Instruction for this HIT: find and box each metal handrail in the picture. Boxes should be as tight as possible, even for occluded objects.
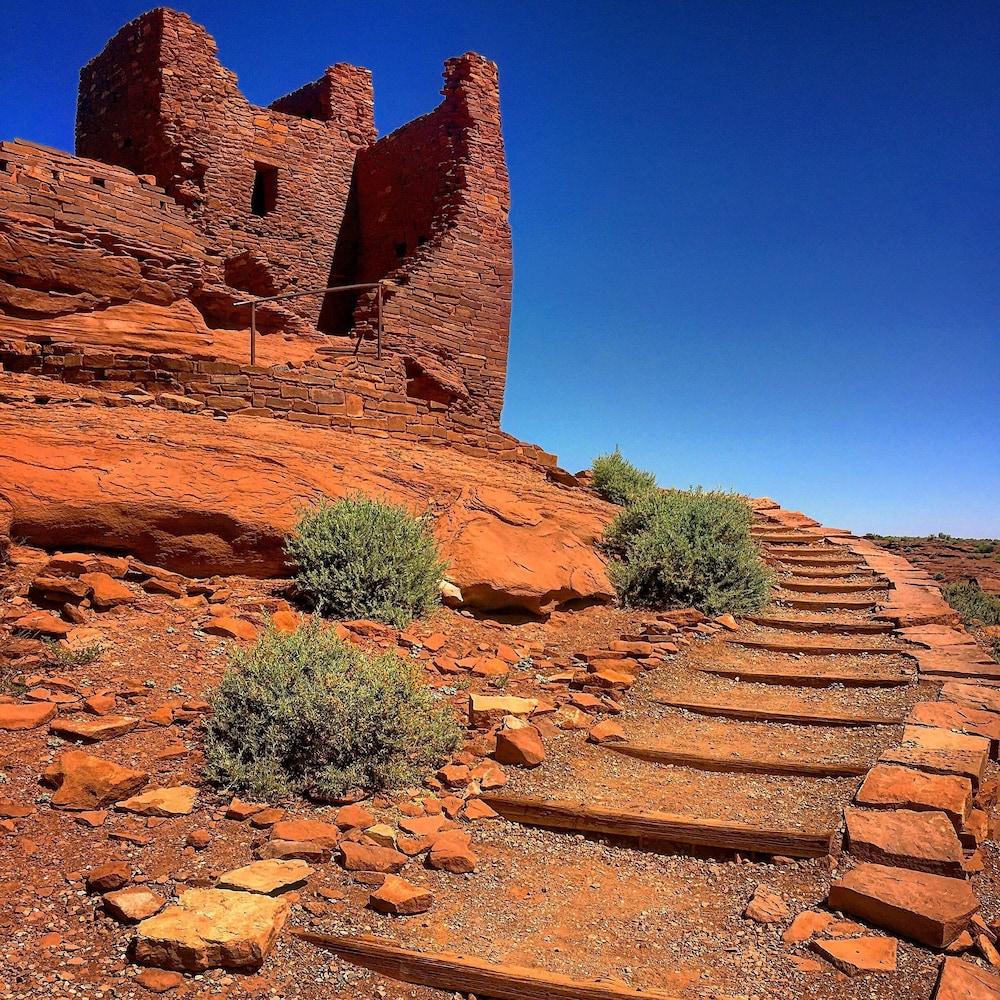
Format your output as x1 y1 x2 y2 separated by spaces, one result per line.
234 281 384 365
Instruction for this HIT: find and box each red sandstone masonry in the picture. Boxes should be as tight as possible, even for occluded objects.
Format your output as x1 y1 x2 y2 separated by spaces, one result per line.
2 8 526 459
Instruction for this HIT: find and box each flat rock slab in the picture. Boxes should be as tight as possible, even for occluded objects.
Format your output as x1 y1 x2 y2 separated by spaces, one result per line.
941 683 1000 715
50 714 138 742
880 745 987 790
12 610 71 636
907 702 1000 749
117 785 198 817
0 702 57 731
133 887 290 972
912 648 1000 682
44 750 149 810
217 859 314 896
934 956 1000 999
269 818 341 847
903 725 992 756
856 764 972 828
828 862 978 948
103 887 166 924
845 807 965 876
812 936 898 976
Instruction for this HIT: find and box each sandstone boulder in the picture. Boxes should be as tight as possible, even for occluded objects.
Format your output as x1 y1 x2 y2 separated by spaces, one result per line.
44 751 149 810
50 714 138 743
132 888 290 972
828 863 978 948
80 571 134 609
339 841 407 874
428 829 478 873
369 874 434 915
744 885 789 924
269 818 340 848
468 693 537 728
494 726 545 767
258 839 333 864
103 887 166 923
856 765 972 829
87 862 131 894
845 807 966 876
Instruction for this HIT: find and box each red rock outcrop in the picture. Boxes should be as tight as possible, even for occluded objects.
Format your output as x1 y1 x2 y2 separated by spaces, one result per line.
0 388 613 615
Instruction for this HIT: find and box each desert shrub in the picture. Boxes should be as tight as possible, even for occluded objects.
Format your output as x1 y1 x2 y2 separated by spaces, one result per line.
974 540 997 554
591 449 657 506
46 639 106 667
286 494 446 628
203 622 460 800
603 488 773 615
943 581 1000 626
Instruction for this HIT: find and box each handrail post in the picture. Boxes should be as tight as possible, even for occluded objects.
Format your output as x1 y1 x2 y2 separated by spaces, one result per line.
250 302 257 366
376 283 383 360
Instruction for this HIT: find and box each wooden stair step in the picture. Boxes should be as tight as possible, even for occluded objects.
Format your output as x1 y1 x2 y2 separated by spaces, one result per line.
293 933 684 1000
773 555 865 567
777 594 879 611
727 635 904 655
780 565 875 579
479 793 836 858
779 579 890 594
699 663 911 688
746 614 894 635
654 695 902 727
768 546 839 556
606 740 871 778
756 533 829 544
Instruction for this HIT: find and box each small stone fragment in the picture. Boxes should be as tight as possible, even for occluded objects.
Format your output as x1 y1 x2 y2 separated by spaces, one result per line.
369 874 434 915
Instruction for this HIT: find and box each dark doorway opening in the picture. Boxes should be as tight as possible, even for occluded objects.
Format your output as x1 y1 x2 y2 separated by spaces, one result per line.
251 164 278 216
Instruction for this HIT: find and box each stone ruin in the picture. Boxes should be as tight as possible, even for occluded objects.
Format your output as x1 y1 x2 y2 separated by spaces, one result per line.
0 7 554 465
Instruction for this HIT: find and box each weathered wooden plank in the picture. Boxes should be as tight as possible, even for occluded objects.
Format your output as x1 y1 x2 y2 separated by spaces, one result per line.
780 565 876 579
745 614 894 635
480 793 837 857
727 635 903 655
606 740 871 778
653 695 902 727
293 933 685 1000
778 594 879 611
780 579 890 594
699 663 911 688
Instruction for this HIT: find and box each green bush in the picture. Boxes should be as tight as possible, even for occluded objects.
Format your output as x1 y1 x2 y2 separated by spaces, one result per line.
286 494 446 628
591 449 657 506
603 488 773 615
943 580 1000 626
203 622 461 800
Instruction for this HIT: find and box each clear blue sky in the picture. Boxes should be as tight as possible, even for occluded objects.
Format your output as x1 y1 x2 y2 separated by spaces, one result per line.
4 2 998 536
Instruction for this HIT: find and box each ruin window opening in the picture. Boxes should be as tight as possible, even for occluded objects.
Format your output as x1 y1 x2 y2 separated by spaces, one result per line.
251 164 278 217
91 176 106 187
0 160 9 173
395 241 407 258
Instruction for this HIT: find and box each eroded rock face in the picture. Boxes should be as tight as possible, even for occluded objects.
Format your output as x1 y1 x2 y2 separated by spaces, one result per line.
0 401 614 615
